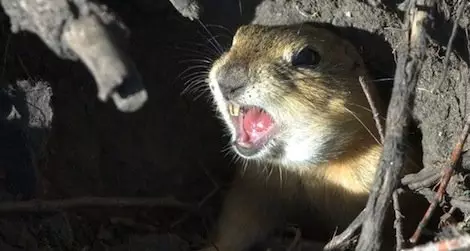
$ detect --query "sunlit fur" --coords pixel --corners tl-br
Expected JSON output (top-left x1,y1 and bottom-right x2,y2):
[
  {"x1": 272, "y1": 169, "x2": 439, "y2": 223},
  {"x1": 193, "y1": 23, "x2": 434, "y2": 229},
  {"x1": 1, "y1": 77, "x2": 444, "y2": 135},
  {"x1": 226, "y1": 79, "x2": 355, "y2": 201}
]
[{"x1": 200, "y1": 24, "x2": 417, "y2": 251}]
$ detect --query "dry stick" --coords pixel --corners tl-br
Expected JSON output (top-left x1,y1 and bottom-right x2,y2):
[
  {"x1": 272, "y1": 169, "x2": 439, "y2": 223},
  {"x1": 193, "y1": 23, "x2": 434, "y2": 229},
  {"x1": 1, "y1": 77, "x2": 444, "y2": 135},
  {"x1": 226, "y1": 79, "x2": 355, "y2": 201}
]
[
  {"x1": 355, "y1": 0, "x2": 435, "y2": 250},
  {"x1": 359, "y1": 76, "x2": 385, "y2": 143},
  {"x1": 62, "y1": 14, "x2": 148, "y2": 113},
  {"x1": 324, "y1": 75, "x2": 387, "y2": 251},
  {"x1": 0, "y1": 196, "x2": 197, "y2": 213},
  {"x1": 324, "y1": 209, "x2": 366, "y2": 250},
  {"x1": 360, "y1": 76, "x2": 405, "y2": 251},
  {"x1": 401, "y1": 167, "x2": 441, "y2": 190},
  {"x1": 431, "y1": 0, "x2": 468, "y2": 93},
  {"x1": 416, "y1": 188, "x2": 470, "y2": 213},
  {"x1": 409, "y1": 118, "x2": 470, "y2": 244},
  {"x1": 393, "y1": 190, "x2": 405, "y2": 251},
  {"x1": 1, "y1": 0, "x2": 148, "y2": 113},
  {"x1": 286, "y1": 227, "x2": 302, "y2": 251}
]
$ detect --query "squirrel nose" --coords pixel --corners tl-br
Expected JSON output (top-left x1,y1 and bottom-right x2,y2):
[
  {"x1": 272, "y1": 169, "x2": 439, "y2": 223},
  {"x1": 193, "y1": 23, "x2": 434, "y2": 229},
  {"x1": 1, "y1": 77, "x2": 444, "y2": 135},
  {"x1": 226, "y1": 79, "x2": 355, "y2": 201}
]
[
  {"x1": 216, "y1": 64, "x2": 249, "y2": 100},
  {"x1": 219, "y1": 83, "x2": 245, "y2": 100}
]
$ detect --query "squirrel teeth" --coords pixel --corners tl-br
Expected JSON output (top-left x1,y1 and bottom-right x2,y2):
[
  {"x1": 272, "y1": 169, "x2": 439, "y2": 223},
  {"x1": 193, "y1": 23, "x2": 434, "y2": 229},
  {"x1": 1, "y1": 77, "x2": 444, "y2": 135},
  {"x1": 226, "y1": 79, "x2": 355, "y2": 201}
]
[{"x1": 228, "y1": 103, "x2": 241, "y2": 116}]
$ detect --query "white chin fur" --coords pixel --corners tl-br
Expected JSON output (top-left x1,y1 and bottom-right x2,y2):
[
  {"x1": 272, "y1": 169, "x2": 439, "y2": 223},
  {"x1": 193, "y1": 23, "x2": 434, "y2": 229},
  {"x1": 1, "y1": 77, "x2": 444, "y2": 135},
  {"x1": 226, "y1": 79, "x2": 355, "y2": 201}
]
[{"x1": 280, "y1": 129, "x2": 330, "y2": 167}]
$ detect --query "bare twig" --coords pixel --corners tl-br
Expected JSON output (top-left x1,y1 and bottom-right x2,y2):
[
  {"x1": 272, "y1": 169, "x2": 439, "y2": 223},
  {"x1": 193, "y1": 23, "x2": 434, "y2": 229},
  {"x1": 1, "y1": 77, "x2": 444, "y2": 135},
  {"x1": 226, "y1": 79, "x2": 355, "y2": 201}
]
[
  {"x1": 440, "y1": 206, "x2": 457, "y2": 227},
  {"x1": 286, "y1": 227, "x2": 302, "y2": 251},
  {"x1": 324, "y1": 209, "x2": 366, "y2": 250},
  {"x1": 401, "y1": 167, "x2": 441, "y2": 190},
  {"x1": 359, "y1": 76, "x2": 385, "y2": 143},
  {"x1": 409, "y1": 118, "x2": 470, "y2": 244},
  {"x1": 324, "y1": 75, "x2": 385, "y2": 251},
  {"x1": 171, "y1": 167, "x2": 221, "y2": 228},
  {"x1": 415, "y1": 188, "x2": 470, "y2": 213},
  {"x1": 360, "y1": 75, "x2": 404, "y2": 250},
  {"x1": 431, "y1": 0, "x2": 468, "y2": 93},
  {"x1": 0, "y1": 196, "x2": 197, "y2": 213},
  {"x1": 355, "y1": 0, "x2": 435, "y2": 250},
  {"x1": 393, "y1": 191, "x2": 405, "y2": 251},
  {"x1": 170, "y1": 186, "x2": 220, "y2": 228}
]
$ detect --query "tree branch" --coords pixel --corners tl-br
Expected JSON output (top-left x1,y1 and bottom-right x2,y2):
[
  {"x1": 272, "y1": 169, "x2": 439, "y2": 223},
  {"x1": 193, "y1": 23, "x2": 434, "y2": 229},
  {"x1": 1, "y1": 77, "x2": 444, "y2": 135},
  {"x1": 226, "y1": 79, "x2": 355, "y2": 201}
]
[
  {"x1": 409, "y1": 118, "x2": 470, "y2": 244},
  {"x1": 0, "y1": 0, "x2": 148, "y2": 112},
  {"x1": 355, "y1": 0, "x2": 436, "y2": 250},
  {"x1": 0, "y1": 196, "x2": 197, "y2": 213}
]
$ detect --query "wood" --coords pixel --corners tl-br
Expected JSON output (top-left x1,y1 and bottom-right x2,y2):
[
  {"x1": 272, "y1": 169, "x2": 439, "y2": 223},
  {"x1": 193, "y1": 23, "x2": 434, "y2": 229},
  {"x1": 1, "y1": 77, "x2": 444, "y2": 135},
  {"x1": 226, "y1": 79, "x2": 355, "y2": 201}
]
[
  {"x1": 355, "y1": 0, "x2": 436, "y2": 250},
  {"x1": 0, "y1": 0, "x2": 147, "y2": 112}
]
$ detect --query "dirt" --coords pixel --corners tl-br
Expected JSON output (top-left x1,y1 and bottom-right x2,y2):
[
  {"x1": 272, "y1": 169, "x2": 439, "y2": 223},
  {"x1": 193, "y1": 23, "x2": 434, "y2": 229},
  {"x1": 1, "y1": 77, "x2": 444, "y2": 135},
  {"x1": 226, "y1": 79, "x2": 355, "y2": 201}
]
[{"x1": 0, "y1": 0, "x2": 469, "y2": 250}]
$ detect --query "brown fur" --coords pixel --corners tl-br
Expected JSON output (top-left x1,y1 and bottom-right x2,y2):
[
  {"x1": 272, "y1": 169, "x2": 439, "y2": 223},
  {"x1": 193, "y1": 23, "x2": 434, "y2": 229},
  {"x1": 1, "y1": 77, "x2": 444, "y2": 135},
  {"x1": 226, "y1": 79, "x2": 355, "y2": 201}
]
[{"x1": 202, "y1": 24, "x2": 422, "y2": 251}]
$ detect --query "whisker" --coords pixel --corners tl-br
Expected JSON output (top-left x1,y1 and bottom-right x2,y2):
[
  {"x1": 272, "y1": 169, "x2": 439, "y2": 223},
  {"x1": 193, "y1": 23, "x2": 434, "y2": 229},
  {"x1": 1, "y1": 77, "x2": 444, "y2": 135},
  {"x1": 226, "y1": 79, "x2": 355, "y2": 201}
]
[
  {"x1": 182, "y1": 79, "x2": 208, "y2": 96},
  {"x1": 195, "y1": 31, "x2": 224, "y2": 56},
  {"x1": 181, "y1": 70, "x2": 209, "y2": 81},
  {"x1": 369, "y1": 78, "x2": 394, "y2": 83},
  {"x1": 187, "y1": 84, "x2": 210, "y2": 97},
  {"x1": 197, "y1": 19, "x2": 224, "y2": 55},
  {"x1": 173, "y1": 45, "x2": 217, "y2": 59},
  {"x1": 172, "y1": 66, "x2": 208, "y2": 86},
  {"x1": 182, "y1": 75, "x2": 207, "y2": 88},
  {"x1": 267, "y1": 164, "x2": 275, "y2": 181},
  {"x1": 241, "y1": 159, "x2": 249, "y2": 178},
  {"x1": 204, "y1": 24, "x2": 234, "y2": 36},
  {"x1": 344, "y1": 107, "x2": 382, "y2": 146},
  {"x1": 176, "y1": 65, "x2": 210, "y2": 80},
  {"x1": 278, "y1": 165, "x2": 283, "y2": 190},
  {"x1": 349, "y1": 103, "x2": 386, "y2": 121},
  {"x1": 178, "y1": 58, "x2": 213, "y2": 65},
  {"x1": 182, "y1": 79, "x2": 206, "y2": 94},
  {"x1": 179, "y1": 40, "x2": 221, "y2": 58}
]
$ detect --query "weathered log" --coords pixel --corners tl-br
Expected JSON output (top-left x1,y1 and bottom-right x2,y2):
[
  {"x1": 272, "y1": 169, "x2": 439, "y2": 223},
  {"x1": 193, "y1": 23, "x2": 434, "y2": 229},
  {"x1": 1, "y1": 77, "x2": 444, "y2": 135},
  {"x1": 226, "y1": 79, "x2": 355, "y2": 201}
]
[{"x1": 0, "y1": 0, "x2": 148, "y2": 112}]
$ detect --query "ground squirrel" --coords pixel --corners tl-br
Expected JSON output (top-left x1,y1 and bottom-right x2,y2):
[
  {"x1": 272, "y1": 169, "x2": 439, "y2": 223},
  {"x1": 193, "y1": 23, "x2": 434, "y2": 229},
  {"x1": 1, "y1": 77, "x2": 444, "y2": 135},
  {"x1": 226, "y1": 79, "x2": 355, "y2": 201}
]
[{"x1": 201, "y1": 23, "x2": 421, "y2": 251}]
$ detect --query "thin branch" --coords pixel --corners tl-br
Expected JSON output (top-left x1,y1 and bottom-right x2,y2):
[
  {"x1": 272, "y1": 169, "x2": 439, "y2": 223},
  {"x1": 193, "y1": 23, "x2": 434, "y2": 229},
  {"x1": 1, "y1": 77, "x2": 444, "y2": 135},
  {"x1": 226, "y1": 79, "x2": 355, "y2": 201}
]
[
  {"x1": 324, "y1": 209, "x2": 366, "y2": 250},
  {"x1": 286, "y1": 227, "x2": 302, "y2": 251},
  {"x1": 431, "y1": 0, "x2": 468, "y2": 93},
  {"x1": 359, "y1": 76, "x2": 385, "y2": 143},
  {"x1": 416, "y1": 188, "x2": 470, "y2": 218},
  {"x1": 401, "y1": 167, "x2": 441, "y2": 190},
  {"x1": 360, "y1": 75, "x2": 404, "y2": 250},
  {"x1": 0, "y1": 196, "x2": 197, "y2": 213},
  {"x1": 393, "y1": 191, "x2": 405, "y2": 251},
  {"x1": 355, "y1": 0, "x2": 435, "y2": 250},
  {"x1": 409, "y1": 118, "x2": 470, "y2": 244}
]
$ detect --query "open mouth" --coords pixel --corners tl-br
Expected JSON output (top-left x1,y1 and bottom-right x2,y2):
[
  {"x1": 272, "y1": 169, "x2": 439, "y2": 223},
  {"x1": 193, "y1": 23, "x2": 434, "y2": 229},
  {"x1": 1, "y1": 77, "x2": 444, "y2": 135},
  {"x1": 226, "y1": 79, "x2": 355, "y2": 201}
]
[{"x1": 227, "y1": 102, "x2": 275, "y2": 157}]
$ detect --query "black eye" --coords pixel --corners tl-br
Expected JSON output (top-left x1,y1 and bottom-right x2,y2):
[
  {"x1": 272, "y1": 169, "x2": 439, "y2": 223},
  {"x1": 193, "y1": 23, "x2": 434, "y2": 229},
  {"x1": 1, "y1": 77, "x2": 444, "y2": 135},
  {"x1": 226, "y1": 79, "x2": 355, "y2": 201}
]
[{"x1": 291, "y1": 47, "x2": 320, "y2": 68}]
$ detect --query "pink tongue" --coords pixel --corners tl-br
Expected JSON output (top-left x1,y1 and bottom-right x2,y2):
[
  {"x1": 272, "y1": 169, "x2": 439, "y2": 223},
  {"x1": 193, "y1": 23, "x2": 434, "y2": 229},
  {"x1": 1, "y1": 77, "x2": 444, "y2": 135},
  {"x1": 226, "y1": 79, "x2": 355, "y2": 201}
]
[{"x1": 238, "y1": 108, "x2": 273, "y2": 144}]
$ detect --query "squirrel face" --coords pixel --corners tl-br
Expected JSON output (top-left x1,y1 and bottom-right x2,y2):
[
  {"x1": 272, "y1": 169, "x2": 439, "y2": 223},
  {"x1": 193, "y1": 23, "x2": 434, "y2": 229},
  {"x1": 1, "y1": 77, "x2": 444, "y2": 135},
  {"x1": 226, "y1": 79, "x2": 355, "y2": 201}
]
[{"x1": 208, "y1": 24, "x2": 377, "y2": 168}]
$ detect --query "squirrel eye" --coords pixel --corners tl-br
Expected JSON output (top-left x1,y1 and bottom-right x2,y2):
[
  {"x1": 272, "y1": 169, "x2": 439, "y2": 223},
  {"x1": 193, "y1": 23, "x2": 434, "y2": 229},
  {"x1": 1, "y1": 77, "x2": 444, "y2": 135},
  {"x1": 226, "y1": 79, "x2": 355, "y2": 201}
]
[{"x1": 291, "y1": 47, "x2": 320, "y2": 68}]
